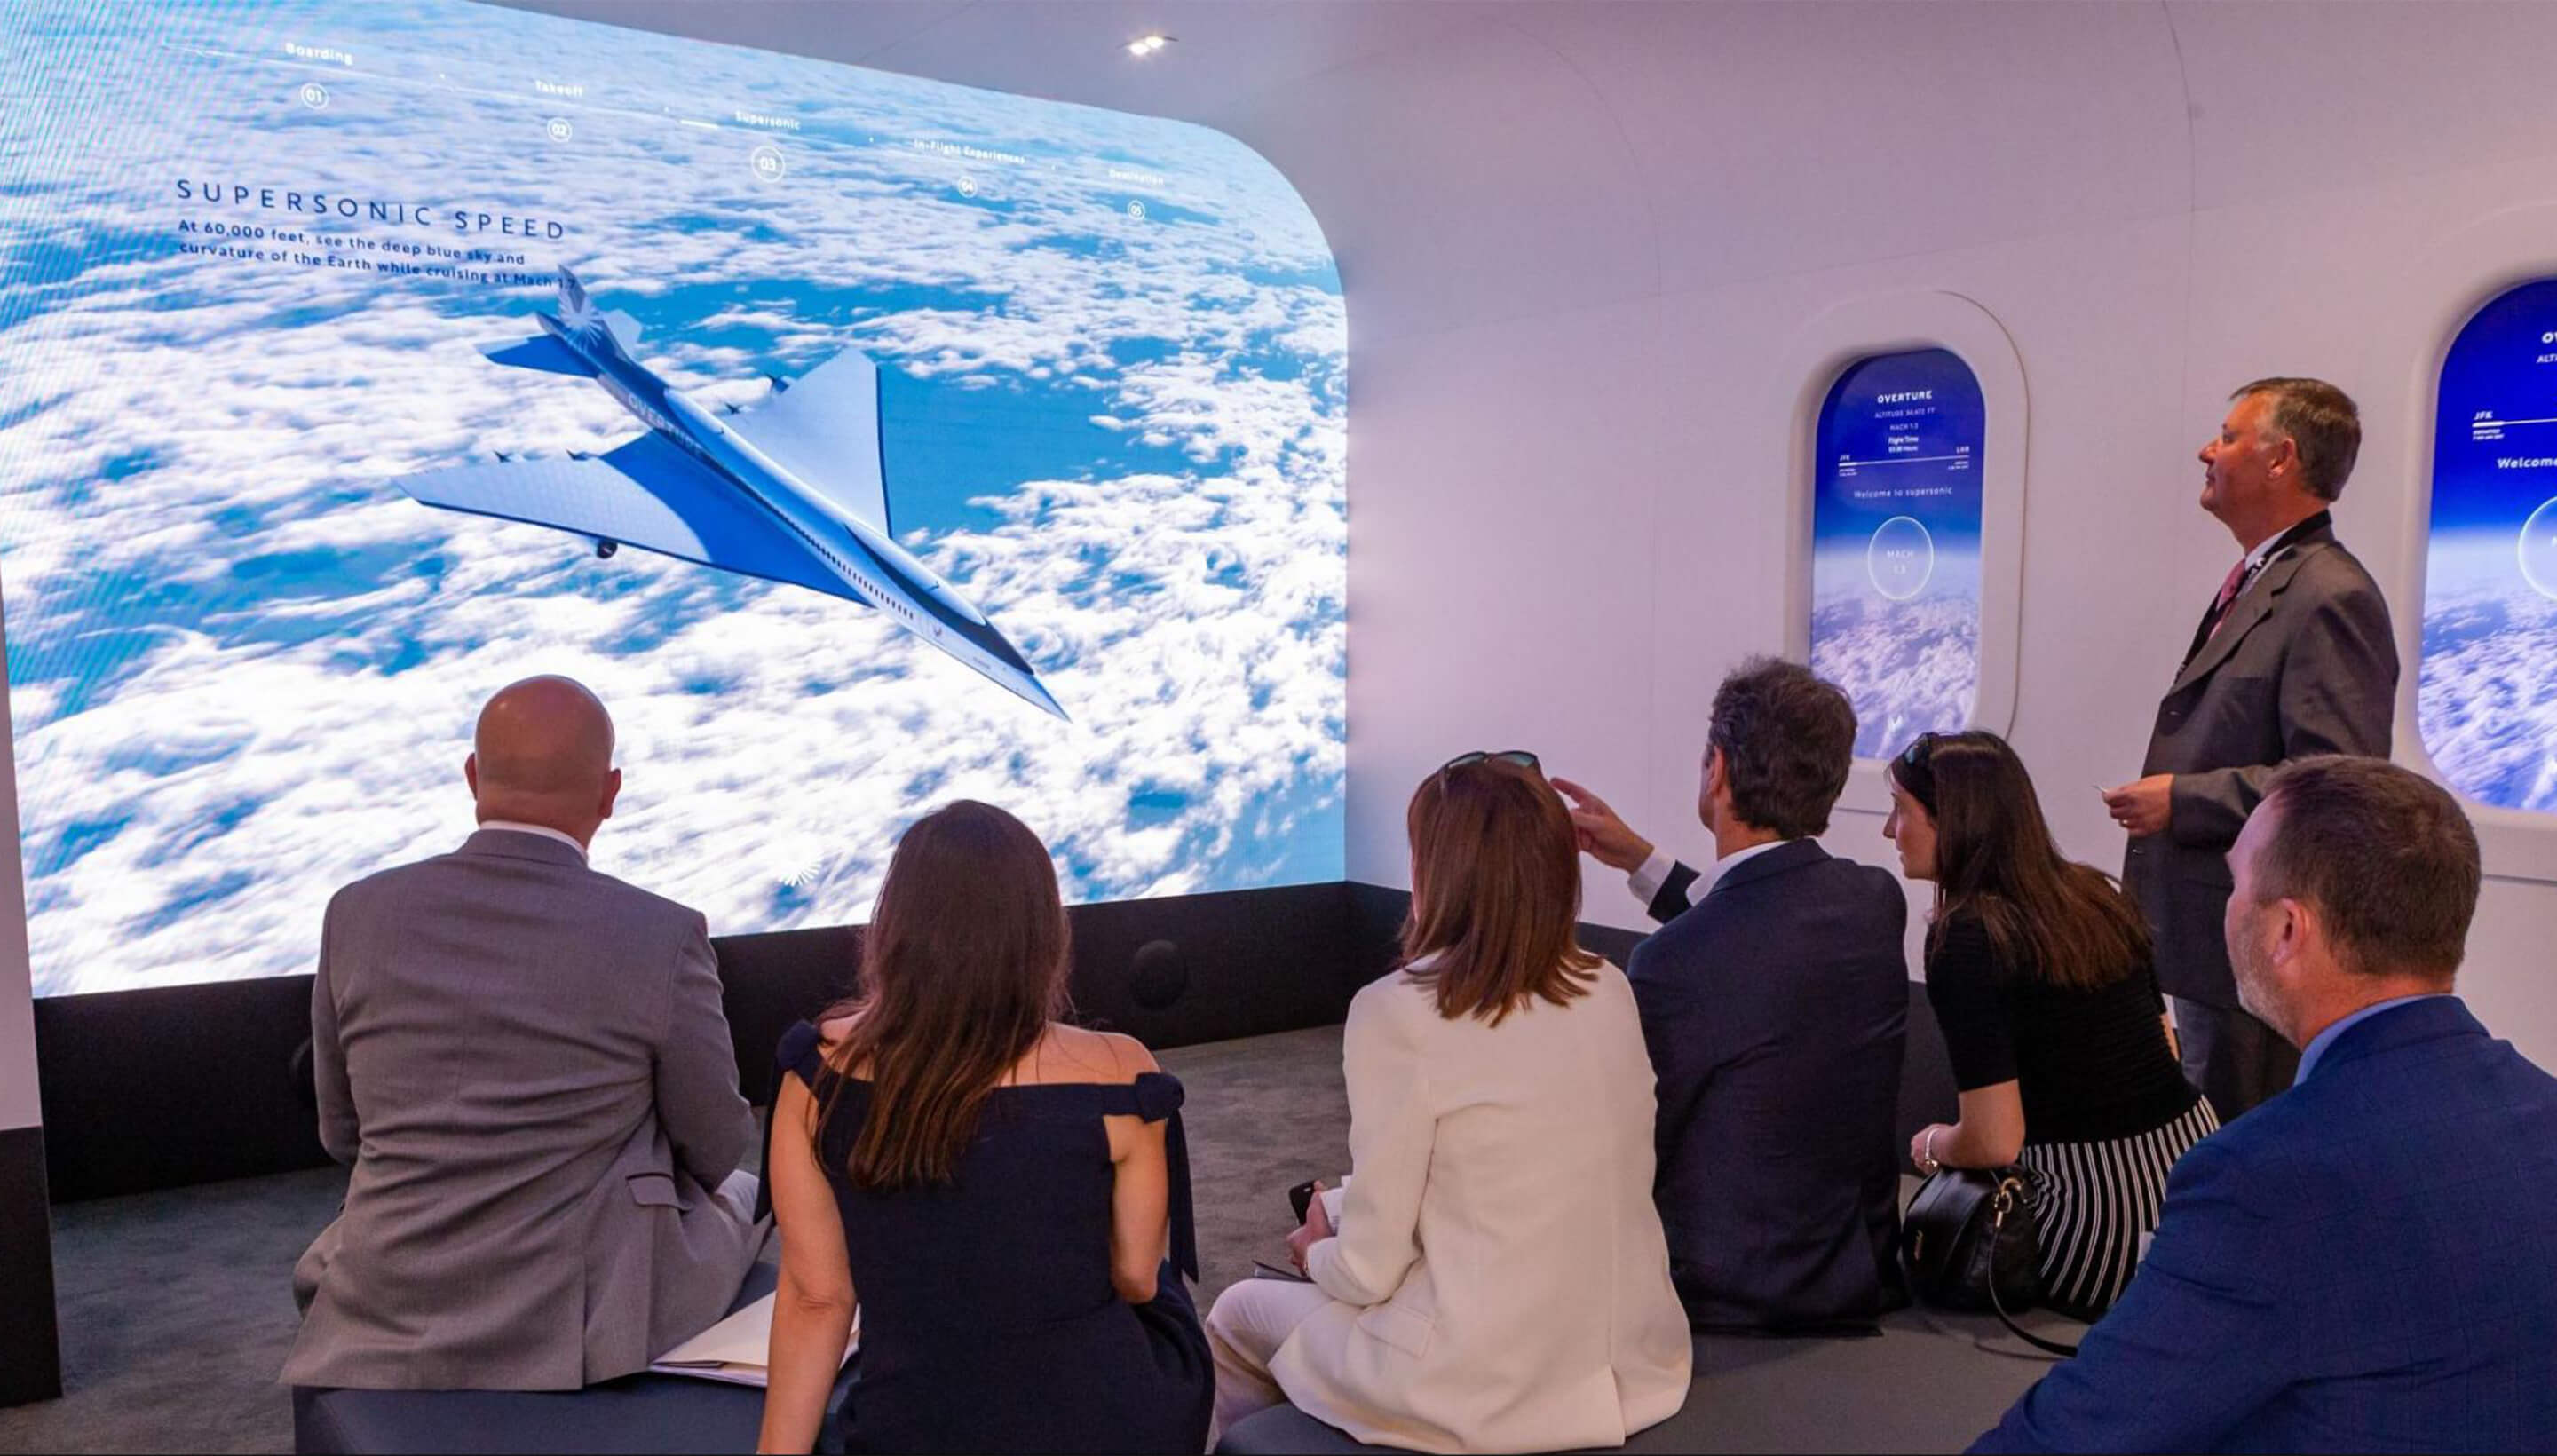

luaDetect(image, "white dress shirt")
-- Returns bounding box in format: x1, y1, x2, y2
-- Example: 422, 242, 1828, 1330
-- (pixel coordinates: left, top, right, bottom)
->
1626, 837, 1793, 912
2223, 514, 2319, 610
477, 819, 589, 862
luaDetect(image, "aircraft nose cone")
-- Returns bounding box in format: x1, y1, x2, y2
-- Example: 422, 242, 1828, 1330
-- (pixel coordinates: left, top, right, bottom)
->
1023, 677, 1068, 721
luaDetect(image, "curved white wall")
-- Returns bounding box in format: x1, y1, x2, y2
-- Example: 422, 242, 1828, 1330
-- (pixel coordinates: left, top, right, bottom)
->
503, 0, 2557, 1057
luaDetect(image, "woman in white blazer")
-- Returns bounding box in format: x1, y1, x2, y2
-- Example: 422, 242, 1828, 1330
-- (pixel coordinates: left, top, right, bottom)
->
1207, 751, 1691, 1453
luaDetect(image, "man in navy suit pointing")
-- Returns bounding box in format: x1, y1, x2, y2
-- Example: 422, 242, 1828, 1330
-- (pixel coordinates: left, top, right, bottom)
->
1558, 657, 1910, 1333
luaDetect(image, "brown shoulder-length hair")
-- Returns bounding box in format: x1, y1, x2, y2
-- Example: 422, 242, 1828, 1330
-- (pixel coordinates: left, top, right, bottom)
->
817, 801, 1071, 1189
1399, 757, 1600, 1024
1896, 732, 2150, 993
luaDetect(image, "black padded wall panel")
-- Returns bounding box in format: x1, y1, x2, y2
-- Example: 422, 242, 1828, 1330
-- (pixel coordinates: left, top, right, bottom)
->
39, 882, 1369, 1200
36, 973, 329, 1200
714, 882, 1364, 1108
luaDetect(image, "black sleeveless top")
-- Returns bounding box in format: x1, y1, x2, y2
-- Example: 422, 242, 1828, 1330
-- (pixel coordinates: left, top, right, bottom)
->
1923, 914, 2202, 1143
775, 1021, 1212, 1453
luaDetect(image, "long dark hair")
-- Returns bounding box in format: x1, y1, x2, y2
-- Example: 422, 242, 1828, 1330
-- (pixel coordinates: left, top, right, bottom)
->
819, 801, 1071, 1188
1400, 757, 1599, 1024
1894, 732, 2150, 992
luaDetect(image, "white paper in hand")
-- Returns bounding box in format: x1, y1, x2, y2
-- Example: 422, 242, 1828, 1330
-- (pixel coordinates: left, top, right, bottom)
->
648, 1292, 859, 1389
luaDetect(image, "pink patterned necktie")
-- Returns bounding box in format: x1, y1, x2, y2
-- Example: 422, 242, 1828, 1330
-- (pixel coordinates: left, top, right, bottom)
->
2205, 557, 2251, 640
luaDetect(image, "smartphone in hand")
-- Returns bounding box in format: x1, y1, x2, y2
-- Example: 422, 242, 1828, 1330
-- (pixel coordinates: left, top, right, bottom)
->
1288, 1178, 1318, 1225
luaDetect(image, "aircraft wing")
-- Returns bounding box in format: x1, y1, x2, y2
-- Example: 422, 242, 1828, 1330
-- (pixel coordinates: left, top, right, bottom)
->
734, 348, 891, 534
478, 334, 595, 376
392, 433, 867, 605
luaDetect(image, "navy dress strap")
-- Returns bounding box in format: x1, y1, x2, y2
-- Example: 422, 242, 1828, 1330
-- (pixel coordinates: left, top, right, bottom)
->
1097, 1071, 1199, 1283
757, 1020, 833, 1223
779, 1019, 827, 1085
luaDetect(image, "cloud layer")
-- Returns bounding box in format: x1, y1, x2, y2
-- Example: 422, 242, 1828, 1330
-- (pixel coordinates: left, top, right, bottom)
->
1810, 547, 1982, 759
2419, 534, 2557, 812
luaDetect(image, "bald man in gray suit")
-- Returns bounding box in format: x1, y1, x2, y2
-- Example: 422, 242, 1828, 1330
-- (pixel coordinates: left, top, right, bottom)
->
285, 677, 762, 1391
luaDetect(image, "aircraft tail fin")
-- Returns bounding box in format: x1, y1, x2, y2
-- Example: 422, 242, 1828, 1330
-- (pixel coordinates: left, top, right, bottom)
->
554, 266, 642, 350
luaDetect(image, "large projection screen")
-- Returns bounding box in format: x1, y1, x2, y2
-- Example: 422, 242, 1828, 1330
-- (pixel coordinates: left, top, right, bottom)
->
0, 1, 1347, 996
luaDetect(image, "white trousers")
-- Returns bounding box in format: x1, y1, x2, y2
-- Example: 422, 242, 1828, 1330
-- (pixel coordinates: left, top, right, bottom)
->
1205, 1277, 1334, 1436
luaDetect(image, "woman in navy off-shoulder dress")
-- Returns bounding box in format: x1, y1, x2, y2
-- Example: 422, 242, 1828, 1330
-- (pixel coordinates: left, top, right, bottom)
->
756, 802, 1212, 1454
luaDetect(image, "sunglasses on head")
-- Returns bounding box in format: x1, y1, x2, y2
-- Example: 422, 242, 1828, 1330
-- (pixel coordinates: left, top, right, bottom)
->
1892, 732, 1943, 814
1437, 748, 1540, 777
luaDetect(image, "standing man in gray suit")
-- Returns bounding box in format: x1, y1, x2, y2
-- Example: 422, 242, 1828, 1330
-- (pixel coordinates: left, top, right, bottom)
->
2102, 379, 2397, 1120
286, 676, 763, 1391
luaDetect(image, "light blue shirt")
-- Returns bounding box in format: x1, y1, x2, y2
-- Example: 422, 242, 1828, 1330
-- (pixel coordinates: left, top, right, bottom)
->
2292, 994, 2448, 1085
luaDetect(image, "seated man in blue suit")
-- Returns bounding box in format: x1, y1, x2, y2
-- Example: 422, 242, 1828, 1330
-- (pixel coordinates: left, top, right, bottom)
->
1974, 756, 2557, 1453
1557, 657, 1908, 1332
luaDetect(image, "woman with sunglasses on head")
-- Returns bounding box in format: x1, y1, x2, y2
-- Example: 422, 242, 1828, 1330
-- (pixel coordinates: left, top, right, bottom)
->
1204, 751, 1690, 1452
1888, 732, 2218, 1322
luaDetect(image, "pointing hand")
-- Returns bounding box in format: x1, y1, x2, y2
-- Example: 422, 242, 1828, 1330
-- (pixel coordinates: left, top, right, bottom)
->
1550, 777, 1657, 873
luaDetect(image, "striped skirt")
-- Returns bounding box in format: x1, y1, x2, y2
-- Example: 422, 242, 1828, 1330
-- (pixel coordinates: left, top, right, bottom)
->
2016, 1096, 2221, 1321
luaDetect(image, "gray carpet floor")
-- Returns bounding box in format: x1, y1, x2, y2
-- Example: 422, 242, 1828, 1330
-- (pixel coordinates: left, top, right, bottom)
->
0, 1025, 1350, 1455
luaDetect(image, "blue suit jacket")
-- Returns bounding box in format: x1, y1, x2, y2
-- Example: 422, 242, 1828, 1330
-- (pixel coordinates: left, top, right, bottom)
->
1627, 840, 1910, 1331
1974, 996, 2557, 1453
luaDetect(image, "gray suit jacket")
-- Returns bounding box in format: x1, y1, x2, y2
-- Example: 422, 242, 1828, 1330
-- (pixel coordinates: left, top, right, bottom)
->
284, 828, 761, 1391
2123, 515, 2397, 1008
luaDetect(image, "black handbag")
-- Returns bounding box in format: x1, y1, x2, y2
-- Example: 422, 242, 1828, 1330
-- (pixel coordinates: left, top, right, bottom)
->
1900, 1167, 2078, 1357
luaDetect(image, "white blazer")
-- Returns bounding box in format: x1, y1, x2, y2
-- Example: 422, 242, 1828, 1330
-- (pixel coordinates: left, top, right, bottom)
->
1272, 960, 1691, 1452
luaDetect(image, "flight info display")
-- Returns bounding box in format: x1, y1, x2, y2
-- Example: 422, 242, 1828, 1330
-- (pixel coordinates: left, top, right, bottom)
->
0, 1, 1347, 994
1808, 349, 1986, 759
2422, 279, 2557, 813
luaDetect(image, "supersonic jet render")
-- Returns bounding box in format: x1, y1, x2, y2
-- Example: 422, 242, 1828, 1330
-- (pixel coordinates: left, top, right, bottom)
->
392, 267, 1066, 719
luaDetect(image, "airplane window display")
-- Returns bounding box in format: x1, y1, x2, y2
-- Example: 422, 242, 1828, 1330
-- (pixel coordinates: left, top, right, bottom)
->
1807, 349, 1989, 759
0, 0, 1347, 995
2420, 278, 2557, 813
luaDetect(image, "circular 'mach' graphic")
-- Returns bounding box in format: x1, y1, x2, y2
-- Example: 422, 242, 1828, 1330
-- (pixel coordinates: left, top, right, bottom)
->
1865, 516, 1936, 601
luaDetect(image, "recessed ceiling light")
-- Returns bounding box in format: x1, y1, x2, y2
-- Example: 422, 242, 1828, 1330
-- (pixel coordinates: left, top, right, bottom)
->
1126, 34, 1173, 58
